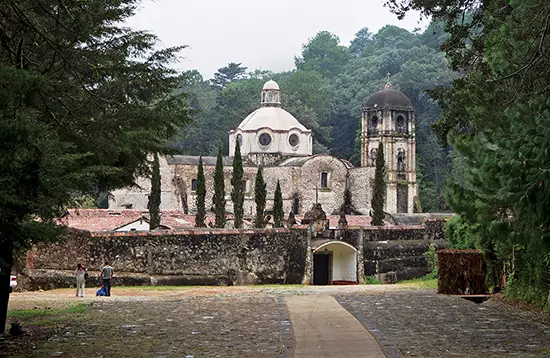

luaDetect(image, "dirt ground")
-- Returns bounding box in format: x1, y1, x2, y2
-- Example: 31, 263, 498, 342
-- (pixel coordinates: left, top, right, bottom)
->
3, 284, 550, 357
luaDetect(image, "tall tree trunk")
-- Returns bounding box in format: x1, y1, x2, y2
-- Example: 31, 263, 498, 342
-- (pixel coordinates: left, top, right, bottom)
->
0, 239, 14, 335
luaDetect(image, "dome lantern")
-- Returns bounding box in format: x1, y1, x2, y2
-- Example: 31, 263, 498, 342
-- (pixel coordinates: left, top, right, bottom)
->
261, 80, 281, 107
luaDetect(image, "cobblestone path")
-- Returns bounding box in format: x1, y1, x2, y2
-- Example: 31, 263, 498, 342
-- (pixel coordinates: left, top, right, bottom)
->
5, 286, 550, 357
338, 290, 550, 357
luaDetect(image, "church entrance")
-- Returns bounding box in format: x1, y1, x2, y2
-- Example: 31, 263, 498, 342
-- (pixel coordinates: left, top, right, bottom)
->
312, 241, 357, 285
313, 253, 331, 285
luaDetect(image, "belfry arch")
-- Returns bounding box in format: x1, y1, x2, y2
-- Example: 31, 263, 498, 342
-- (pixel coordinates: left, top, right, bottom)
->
312, 241, 357, 285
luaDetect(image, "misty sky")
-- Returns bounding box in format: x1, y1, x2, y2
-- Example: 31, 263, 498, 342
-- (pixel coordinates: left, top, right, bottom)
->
126, 0, 427, 79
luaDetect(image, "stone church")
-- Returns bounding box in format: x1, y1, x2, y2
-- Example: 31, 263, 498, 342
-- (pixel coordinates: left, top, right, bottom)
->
110, 80, 418, 216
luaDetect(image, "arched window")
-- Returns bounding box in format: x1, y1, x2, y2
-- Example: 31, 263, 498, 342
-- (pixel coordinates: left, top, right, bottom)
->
321, 172, 328, 188
397, 149, 406, 172
396, 115, 406, 132
293, 194, 300, 214
191, 179, 197, 191
370, 148, 377, 166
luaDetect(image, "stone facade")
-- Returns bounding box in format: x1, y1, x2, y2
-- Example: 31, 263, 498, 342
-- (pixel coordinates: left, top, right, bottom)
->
20, 220, 448, 290
361, 84, 418, 213
109, 80, 418, 216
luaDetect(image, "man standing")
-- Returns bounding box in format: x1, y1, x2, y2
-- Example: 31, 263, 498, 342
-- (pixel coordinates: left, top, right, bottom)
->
100, 262, 114, 296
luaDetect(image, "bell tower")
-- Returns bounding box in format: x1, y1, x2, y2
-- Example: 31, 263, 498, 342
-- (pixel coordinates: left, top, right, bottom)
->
361, 82, 417, 213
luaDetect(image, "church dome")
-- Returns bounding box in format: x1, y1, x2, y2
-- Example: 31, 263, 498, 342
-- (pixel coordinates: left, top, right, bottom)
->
365, 85, 412, 108
263, 80, 280, 90
237, 107, 308, 132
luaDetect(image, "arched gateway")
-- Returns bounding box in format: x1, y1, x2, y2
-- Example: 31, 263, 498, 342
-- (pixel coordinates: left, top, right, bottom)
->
312, 240, 357, 285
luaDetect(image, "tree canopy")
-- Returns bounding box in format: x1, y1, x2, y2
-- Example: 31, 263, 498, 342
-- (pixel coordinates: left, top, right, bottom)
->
385, 0, 550, 306
0, 0, 191, 332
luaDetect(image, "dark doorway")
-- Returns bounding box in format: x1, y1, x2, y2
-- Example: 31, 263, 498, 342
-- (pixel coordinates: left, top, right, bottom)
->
313, 254, 330, 285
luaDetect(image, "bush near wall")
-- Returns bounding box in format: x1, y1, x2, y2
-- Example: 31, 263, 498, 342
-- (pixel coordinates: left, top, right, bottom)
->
437, 249, 487, 295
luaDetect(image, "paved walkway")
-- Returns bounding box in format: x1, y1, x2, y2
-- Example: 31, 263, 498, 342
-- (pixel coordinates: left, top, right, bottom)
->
285, 295, 386, 358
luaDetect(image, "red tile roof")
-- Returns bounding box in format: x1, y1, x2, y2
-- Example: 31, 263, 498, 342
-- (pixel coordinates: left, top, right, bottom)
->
294, 215, 372, 228
57, 209, 255, 232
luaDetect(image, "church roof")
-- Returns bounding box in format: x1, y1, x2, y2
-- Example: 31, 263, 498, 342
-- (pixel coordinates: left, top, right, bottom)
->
237, 107, 309, 132
278, 154, 354, 168
166, 155, 252, 167
365, 87, 413, 108
263, 80, 279, 90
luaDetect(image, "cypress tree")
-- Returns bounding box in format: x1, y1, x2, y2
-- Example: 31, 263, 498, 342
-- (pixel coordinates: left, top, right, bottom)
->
213, 144, 226, 228
273, 180, 284, 228
195, 156, 206, 227
254, 166, 267, 228
148, 152, 161, 229
231, 141, 244, 228
342, 188, 352, 214
371, 142, 386, 226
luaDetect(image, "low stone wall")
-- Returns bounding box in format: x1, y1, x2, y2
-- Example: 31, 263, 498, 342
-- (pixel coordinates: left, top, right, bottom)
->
20, 219, 448, 290
26, 228, 308, 288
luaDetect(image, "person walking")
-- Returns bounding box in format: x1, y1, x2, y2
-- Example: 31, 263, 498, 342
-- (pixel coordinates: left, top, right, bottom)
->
100, 262, 114, 296
75, 263, 86, 297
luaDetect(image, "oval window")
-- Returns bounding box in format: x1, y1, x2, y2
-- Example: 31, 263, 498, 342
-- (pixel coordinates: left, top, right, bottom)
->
289, 134, 299, 147
259, 133, 272, 147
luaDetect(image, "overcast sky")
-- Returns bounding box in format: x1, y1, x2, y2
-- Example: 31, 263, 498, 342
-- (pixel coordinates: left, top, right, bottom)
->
126, 0, 427, 79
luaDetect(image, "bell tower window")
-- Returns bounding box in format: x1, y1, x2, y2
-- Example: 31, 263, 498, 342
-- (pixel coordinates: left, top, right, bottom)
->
396, 115, 406, 132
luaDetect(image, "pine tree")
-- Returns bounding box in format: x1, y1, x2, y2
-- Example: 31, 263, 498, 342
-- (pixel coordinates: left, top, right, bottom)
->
231, 141, 244, 228
273, 180, 284, 228
254, 167, 267, 228
0, 0, 192, 333
195, 156, 206, 227
371, 142, 386, 226
213, 144, 226, 228
148, 153, 161, 229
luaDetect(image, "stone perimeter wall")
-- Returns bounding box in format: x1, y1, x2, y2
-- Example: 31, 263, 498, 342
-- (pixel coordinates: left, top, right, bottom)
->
20, 222, 447, 290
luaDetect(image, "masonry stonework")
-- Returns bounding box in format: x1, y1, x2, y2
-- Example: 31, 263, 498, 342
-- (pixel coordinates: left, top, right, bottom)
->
20, 220, 447, 290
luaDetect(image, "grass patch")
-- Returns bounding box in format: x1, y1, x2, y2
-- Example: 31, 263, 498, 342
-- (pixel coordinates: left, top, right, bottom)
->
396, 277, 438, 289
7, 302, 89, 319
364, 276, 382, 284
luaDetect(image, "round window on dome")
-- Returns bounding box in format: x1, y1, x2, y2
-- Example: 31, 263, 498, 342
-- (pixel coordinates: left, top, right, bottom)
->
258, 133, 272, 147
236, 134, 243, 146
289, 134, 300, 147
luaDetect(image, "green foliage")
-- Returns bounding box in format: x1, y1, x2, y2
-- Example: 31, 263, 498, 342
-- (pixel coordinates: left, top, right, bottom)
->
371, 143, 386, 226
295, 31, 351, 78
254, 167, 267, 228
423, 242, 438, 276
388, 0, 550, 305
212, 144, 226, 228
273, 180, 284, 228
364, 276, 382, 284
341, 188, 353, 214
211, 62, 248, 88
148, 153, 161, 229
231, 142, 244, 228
0, 0, 191, 333
445, 216, 477, 250
195, 156, 206, 227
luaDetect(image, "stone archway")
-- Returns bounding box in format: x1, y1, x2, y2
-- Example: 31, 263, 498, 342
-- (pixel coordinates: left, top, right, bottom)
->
312, 241, 357, 285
